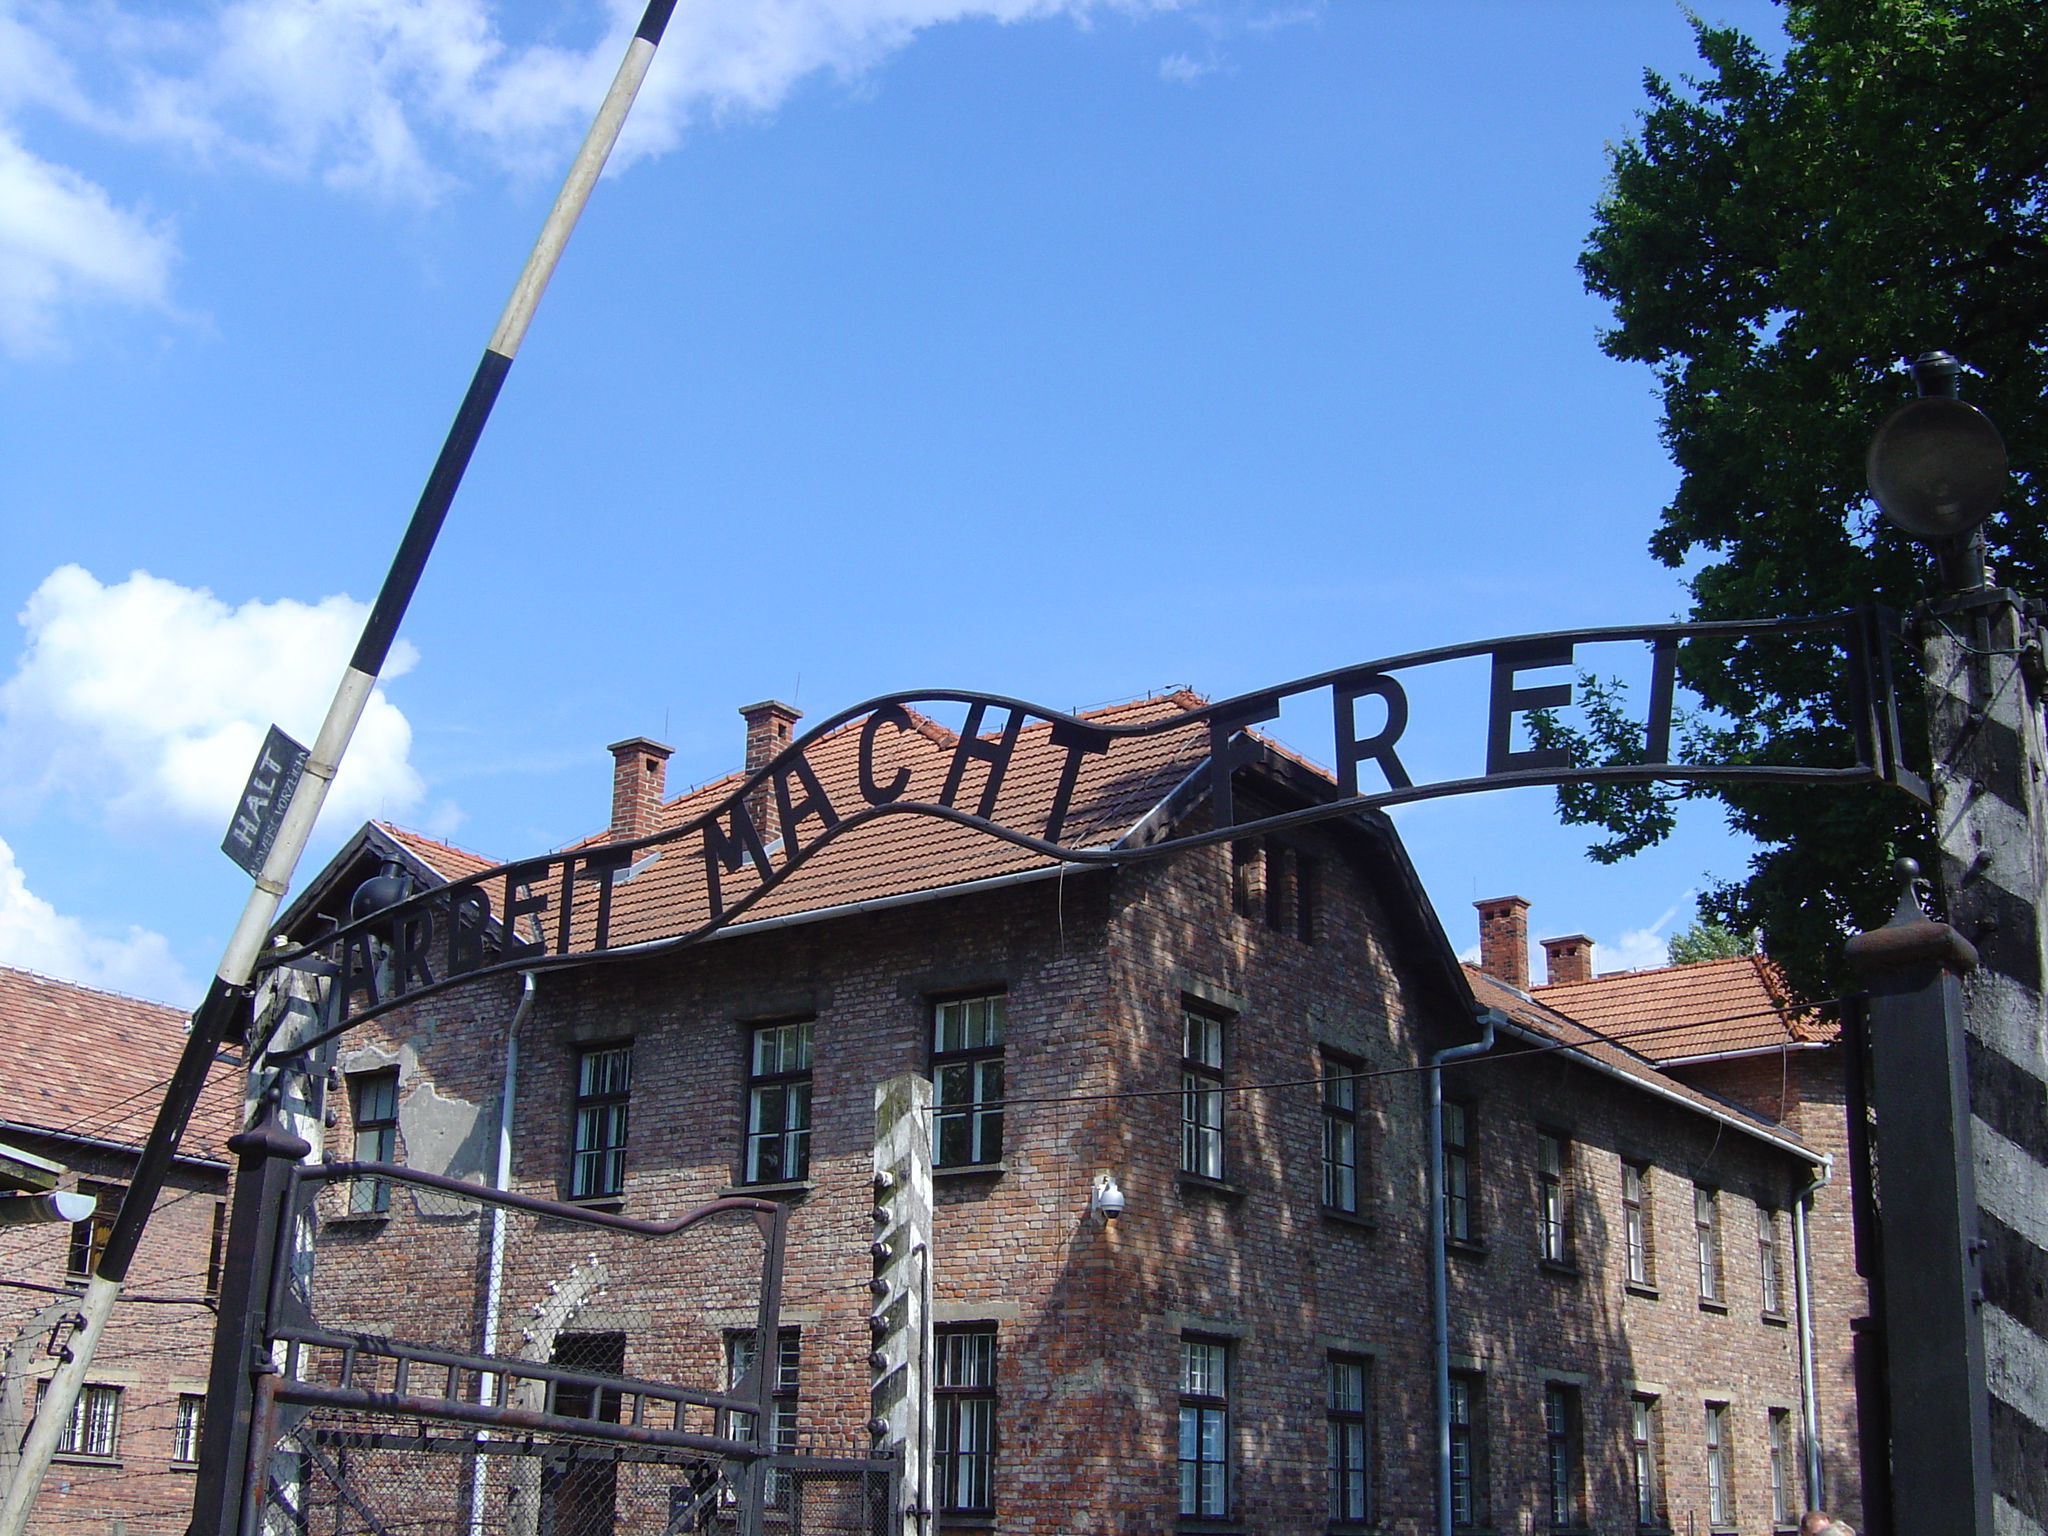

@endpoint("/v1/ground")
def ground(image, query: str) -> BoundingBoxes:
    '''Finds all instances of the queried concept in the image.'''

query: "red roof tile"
[1464,965,1815,1156]
[378,825,501,884]
[0,967,239,1161]
[1532,955,1830,1063]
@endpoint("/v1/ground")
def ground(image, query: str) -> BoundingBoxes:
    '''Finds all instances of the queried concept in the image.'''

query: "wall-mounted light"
[1089,1172,1125,1221]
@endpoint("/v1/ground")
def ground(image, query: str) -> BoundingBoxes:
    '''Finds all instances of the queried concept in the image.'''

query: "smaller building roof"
[1532,954,1832,1064]
[0,966,239,1163]
[1464,965,1817,1164]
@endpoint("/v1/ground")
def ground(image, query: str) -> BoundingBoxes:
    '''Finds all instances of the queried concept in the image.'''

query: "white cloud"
[1157,50,1214,83]
[1595,893,1691,974]
[0,126,175,352]
[0,832,194,1002]
[0,564,426,834]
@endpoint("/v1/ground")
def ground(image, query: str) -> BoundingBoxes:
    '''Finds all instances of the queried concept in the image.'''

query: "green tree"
[1668,915,1755,965]
[1573,0,2047,1001]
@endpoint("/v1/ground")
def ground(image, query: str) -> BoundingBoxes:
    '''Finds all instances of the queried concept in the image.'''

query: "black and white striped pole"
[0,5,683,1530]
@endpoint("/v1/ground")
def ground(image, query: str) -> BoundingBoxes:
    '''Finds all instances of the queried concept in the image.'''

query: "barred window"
[1757,1205,1784,1315]
[1449,1372,1487,1529]
[1178,1338,1230,1518]
[1631,1396,1662,1529]
[1544,1383,1583,1529]
[1321,1050,1362,1213]
[1327,1354,1371,1523]
[933,994,1005,1168]
[173,1394,204,1465]
[744,1021,812,1185]
[935,1327,997,1516]
[1705,1402,1735,1527]
[1768,1408,1794,1527]
[1695,1187,1723,1303]
[571,1046,631,1199]
[1180,1010,1226,1181]
[46,1382,120,1459]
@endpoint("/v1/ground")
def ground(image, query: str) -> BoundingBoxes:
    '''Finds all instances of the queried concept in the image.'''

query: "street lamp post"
[1857,352,2044,1536]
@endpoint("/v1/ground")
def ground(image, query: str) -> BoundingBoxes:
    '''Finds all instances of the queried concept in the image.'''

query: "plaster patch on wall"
[397,1080,492,1216]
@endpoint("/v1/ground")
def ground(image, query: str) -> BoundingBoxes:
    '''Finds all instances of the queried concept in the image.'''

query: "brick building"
[0,967,237,1536]
[277,695,1850,1536]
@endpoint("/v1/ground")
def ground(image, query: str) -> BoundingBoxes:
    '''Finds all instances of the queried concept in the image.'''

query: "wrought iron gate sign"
[260,610,1919,1049]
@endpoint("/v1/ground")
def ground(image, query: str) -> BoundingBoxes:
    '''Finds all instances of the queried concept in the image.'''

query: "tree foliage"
[1668,916,1756,965]
[1576,0,2048,1001]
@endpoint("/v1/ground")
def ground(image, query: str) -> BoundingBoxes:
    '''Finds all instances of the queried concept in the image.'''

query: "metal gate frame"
[190,1112,892,1536]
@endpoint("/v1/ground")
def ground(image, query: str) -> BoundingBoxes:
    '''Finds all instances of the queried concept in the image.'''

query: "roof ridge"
[0,963,186,1016]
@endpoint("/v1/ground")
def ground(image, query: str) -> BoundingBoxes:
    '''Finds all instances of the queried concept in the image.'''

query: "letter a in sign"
[221,724,311,878]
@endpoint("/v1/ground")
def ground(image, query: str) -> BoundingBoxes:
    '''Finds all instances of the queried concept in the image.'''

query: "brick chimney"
[1474,896,1531,991]
[1540,934,1594,988]
[607,737,671,842]
[739,701,802,834]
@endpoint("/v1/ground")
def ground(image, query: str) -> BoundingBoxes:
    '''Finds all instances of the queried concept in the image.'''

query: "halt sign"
[221,725,310,878]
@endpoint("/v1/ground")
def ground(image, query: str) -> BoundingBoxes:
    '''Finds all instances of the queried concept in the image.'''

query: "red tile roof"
[1464,965,1815,1157]
[467,693,1219,952]
[378,825,501,884]
[0,967,239,1161]
[1532,955,1831,1063]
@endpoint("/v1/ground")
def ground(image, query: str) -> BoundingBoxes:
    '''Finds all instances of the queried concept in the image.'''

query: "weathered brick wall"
[0,1148,226,1536]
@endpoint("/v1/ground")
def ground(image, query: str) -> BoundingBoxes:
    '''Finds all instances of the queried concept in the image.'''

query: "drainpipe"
[1429,1009,1500,1536]
[469,971,537,1536]
[1792,1153,1832,1513]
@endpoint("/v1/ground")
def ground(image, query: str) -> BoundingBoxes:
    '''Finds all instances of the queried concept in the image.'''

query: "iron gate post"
[190,1112,310,1536]
[1843,869,1993,1536]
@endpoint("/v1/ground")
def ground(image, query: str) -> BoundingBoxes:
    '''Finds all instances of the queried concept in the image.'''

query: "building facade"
[276,696,1849,1536]
[0,967,236,1536]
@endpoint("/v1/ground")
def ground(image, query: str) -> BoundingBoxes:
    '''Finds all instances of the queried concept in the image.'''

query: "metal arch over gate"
[254,607,1922,1051]
[190,1125,896,1536]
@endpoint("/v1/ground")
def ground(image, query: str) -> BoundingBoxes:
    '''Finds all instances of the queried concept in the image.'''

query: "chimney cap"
[1540,933,1593,950]
[607,736,673,760]
[738,700,803,724]
[1475,894,1531,914]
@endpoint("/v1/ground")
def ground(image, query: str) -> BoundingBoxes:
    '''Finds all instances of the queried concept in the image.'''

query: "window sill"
[934,1162,1006,1180]
[321,1211,389,1226]
[1761,1310,1791,1327]
[1320,1206,1377,1232]
[563,1194,626,1212]
[1176,1172,1246,1201]
[1539,1258,1582,1278]
[51,1455,120,1468]
[720,1180,810,1200]
[938,1517,995,1530]
[1625,1282,1661,1300]
[1177,1522,1246,1535]
[170,1461,198,1472]
[1698,1299,1729,1315]
[1446,1237,1487,1261]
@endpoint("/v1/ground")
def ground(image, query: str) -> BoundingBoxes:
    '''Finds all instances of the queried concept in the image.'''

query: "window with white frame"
[1178,1337,1229,1518]
[348,1069,399,1213]
[1631,1396,1662,1529]
[935,1327,997,1517]
[173,1395,204,1465]
[1623,1162,1654,1287]
[1757,1204,1784,1315]
[1695,1186,1723,1303]
[1443,1100,1477,1242]
[1180,1009,1226,1181]
[725,1328,800,1504]
[570,1045,631,1199]
[1768,1408,1794,1526]
[1705,1402,1735,1527]
[744,1021,812,1185]
[1449,1372,1486,1529]
[1321,1050,1362,1213]
[1544,1383,1583,1529]
[1327,1353,1371,1523]
[933,994,1006,1168]
[1537,1133,1570,1264]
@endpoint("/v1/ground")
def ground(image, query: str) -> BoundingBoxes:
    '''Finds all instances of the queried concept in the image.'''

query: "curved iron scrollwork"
[255,610,1918,1059]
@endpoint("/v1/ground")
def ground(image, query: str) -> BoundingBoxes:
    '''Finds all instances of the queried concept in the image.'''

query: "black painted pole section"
[1843,864,1994,1536]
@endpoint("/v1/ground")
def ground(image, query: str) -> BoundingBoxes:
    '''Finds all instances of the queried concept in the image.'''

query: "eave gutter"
[0,1118,228,1173]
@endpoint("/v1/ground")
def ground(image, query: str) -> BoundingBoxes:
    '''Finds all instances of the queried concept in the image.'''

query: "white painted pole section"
[489,36,658,361]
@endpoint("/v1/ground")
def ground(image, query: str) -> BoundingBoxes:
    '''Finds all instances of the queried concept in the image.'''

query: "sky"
[0,0,1795,1008]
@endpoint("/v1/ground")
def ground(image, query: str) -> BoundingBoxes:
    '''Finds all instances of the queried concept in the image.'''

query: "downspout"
[1793,1153,1832,1513]
[469,970,537,1536]
[1430,1009,1500,1536]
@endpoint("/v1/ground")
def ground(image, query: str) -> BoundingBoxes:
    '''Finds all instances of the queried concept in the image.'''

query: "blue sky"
[0,0,1791,1006]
